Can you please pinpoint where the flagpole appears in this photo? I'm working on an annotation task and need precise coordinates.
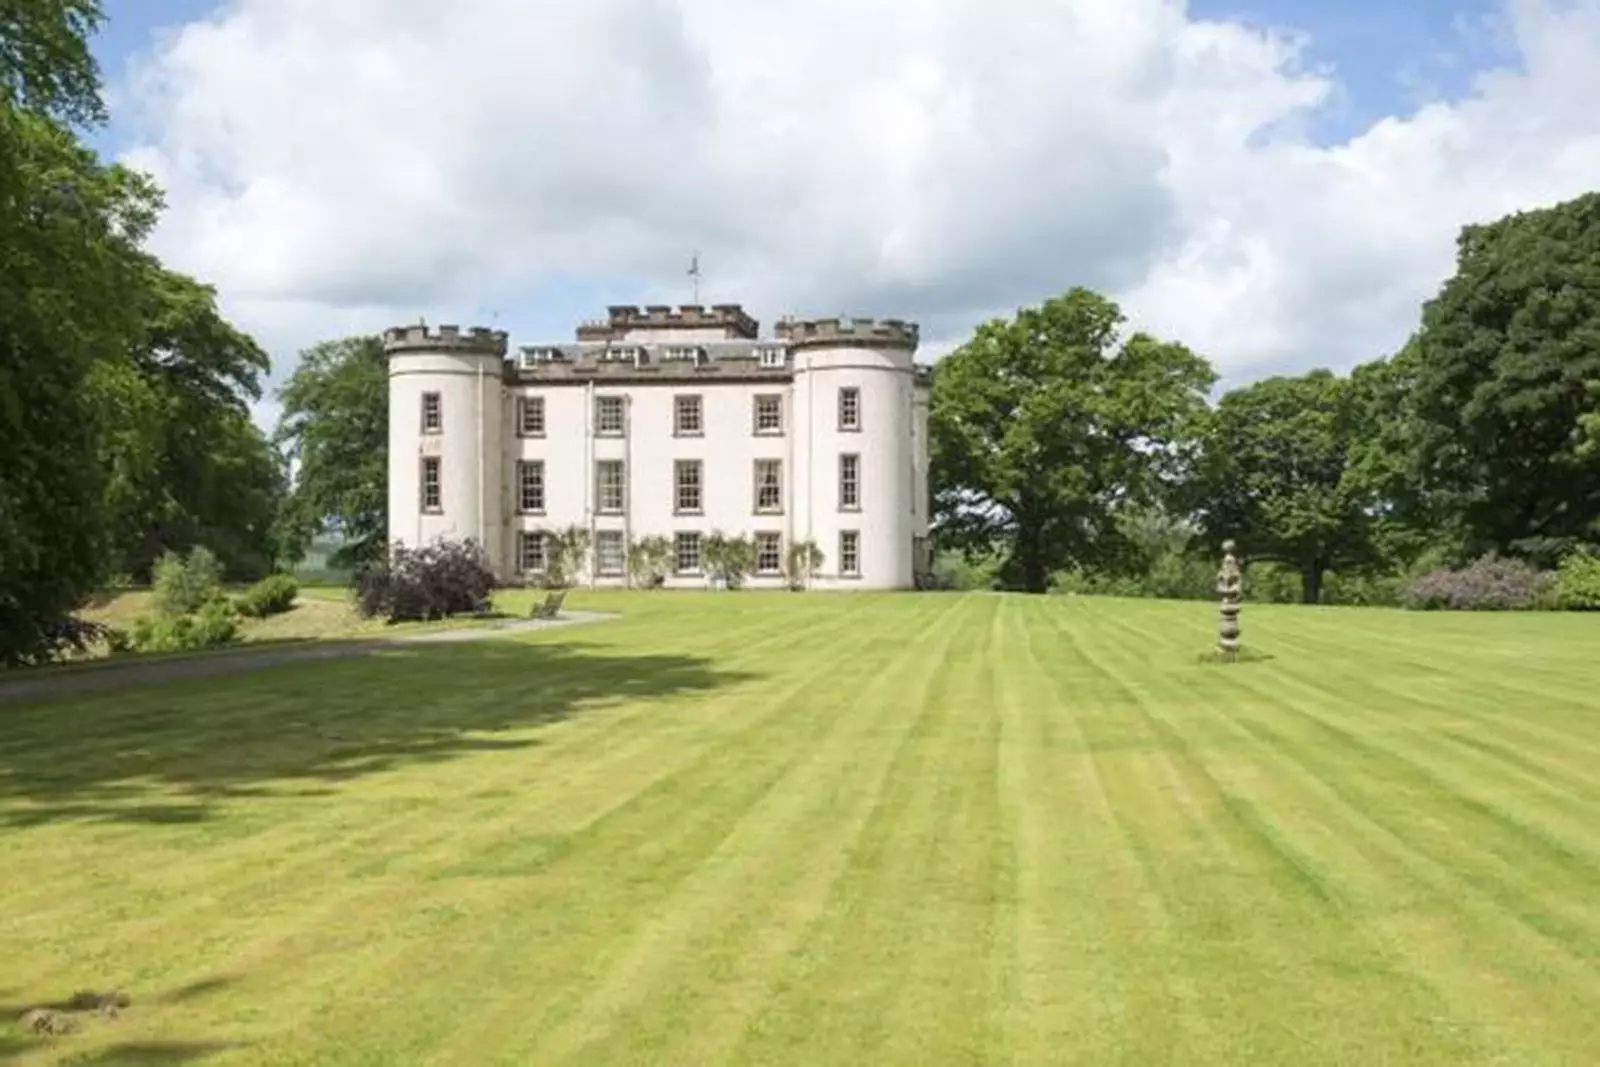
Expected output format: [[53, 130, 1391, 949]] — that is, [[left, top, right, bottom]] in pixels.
[[689, 251, 701, 305]]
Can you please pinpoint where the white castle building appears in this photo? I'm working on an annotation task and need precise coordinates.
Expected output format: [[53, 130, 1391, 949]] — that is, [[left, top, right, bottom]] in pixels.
[[385, 303, 933, 589]]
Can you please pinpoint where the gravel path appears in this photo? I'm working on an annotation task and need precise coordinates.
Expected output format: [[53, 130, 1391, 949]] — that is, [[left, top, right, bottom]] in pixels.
[[0, 611, 614, 705]]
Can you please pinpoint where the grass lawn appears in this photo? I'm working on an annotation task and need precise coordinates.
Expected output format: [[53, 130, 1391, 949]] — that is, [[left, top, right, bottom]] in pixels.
[[3, 593, 1599, 1065]]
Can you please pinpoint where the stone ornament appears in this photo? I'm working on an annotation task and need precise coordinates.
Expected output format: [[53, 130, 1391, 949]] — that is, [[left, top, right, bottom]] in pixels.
[[1217, 539, 1243, 658]]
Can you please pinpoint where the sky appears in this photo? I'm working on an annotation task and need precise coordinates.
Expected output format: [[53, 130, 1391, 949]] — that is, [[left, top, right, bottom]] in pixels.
[[86, 0, 1600, 432]]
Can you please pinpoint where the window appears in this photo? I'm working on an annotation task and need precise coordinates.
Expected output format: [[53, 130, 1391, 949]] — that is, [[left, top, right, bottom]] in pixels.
[[753, 394, 783, 434], [840, 530, 860, 577], [420, 456, 441, 512], [838, 386, 860, 431], [754, 459, 783, 513], [675, 459, 702, 514], [518, 531, 547, 574], [675, 394, 703, 436], [839, 453, 860, 511], [675, 531, 702, 573], [596, 460, 625, 514], [596, 395, 624, 435], [755, 532, 782, 575], [517, 460, 545, 513], [518, 395, 545, 436], [758, 346, 786, 368], [595, 530, 625, 576], [421, 392, 442, 434]]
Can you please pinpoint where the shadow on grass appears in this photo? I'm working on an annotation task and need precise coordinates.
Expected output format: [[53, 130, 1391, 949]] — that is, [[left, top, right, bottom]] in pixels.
[[0, 641, 749, 827]]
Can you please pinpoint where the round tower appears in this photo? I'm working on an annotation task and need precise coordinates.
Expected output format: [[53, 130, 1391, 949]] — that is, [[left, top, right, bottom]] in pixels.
[[781, 316, 920, 590], [383, 324, 509, 572]]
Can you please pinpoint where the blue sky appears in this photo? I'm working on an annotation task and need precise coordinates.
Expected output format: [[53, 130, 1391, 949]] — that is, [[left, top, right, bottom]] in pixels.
[[1189, 0, 1512, 142]]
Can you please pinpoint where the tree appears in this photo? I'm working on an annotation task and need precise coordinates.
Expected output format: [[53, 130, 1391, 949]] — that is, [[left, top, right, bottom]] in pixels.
[[274, 336, 388, 570], [930, 288, 1216, 592], [1403, 191, 1600, 564], [0, 1, 162, 664], [106, 258, 282, 580], [0, 0, 106, 125], [1193, 370, 1379, 604]]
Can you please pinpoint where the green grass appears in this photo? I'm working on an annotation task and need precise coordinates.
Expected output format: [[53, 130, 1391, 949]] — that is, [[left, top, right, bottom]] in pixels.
[[3, 593, 1600, 1065]]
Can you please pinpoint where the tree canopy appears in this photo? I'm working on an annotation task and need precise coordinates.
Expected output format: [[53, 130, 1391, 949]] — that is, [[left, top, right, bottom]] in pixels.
[[929, 288, 1215, 592], [1, 0, 283, 662], [1402, 191, 1600, 563], [1192, 370, 1379, 603], [274, 335, 389, 570]]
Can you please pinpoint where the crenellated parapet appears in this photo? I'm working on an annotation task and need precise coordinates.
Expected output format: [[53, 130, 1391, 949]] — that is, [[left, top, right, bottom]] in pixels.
[[577, 303, 759, 341], [775, 316, 920, 351], [382, 324, 509, 356]]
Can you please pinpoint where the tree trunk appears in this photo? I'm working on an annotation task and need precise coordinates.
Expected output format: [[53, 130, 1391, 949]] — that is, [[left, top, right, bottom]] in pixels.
[[1301, 562, 1323, 605], [1016, 518, 1050, 594]]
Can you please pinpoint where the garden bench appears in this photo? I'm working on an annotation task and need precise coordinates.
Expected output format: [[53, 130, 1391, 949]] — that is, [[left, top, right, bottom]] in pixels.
[[530, 589, 567, 619]]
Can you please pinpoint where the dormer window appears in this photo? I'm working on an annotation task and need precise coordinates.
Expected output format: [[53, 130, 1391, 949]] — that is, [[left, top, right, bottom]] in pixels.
[[520, 347, 561, 367], [758, 346, 786, 368], [663, 346, 704, 363]]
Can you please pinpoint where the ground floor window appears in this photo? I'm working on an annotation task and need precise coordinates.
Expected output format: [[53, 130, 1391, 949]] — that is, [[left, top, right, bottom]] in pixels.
[[420, 456, 441, 512], [518, 530, 547, 574], [675, 531, 702, 573], [755, 532, 782, 575], [839, 530, 860, 576], [595, 530, 625, 576]]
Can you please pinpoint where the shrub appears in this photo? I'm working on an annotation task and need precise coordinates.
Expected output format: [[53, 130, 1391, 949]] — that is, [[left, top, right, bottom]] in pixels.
[[3, 617, 117, 666], [628, 535, 673, 589], [1321, 570, 1406, 607], [1242, 562, 1303, 604], [936, 548, 1005, 591], [703, 532, 756, 589], [1551, 549, 1600, 610], [542, 526, 592, 589], [355, 539, 496, 622], [235, 574, 300, 618], [152, 546, 225, 617], [1048, 553, 1215, 601], [785, 539, 824, 590], [1402, 554, 1552, 611], [121, 597, 241, 654]]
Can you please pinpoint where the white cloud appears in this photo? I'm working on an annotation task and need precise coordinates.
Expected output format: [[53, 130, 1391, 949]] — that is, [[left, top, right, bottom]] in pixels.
[[116, 0, 1600, 412]]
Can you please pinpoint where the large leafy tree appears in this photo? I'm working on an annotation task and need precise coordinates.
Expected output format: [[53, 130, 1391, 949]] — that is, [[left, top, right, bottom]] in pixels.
[[931, 288, 1216, 592], [1404, 191, 1600, 563], [106, 258, 283, 580], [0, 0, 159, 663], [1193, 370, 1380, 603], [274, 336, 389, 570], [1, 0, 280, 662]]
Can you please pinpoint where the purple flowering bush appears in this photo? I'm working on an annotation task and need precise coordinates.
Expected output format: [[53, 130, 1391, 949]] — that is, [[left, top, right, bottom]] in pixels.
[[1401, 554, 1552, 611], [355, 539, 497, 622]]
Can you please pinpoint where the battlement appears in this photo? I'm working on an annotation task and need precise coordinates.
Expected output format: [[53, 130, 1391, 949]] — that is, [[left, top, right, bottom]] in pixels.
[[382, 324, 509, 356], [576, 303, 759, 341], [774, 316, 920, 350]]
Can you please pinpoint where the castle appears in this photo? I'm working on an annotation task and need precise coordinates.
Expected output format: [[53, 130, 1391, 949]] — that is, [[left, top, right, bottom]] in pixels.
[[385, 303, 932, 589]]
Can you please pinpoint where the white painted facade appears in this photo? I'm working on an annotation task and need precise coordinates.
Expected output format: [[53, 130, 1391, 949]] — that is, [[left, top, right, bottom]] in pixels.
[[385, 306, 932, 589]]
